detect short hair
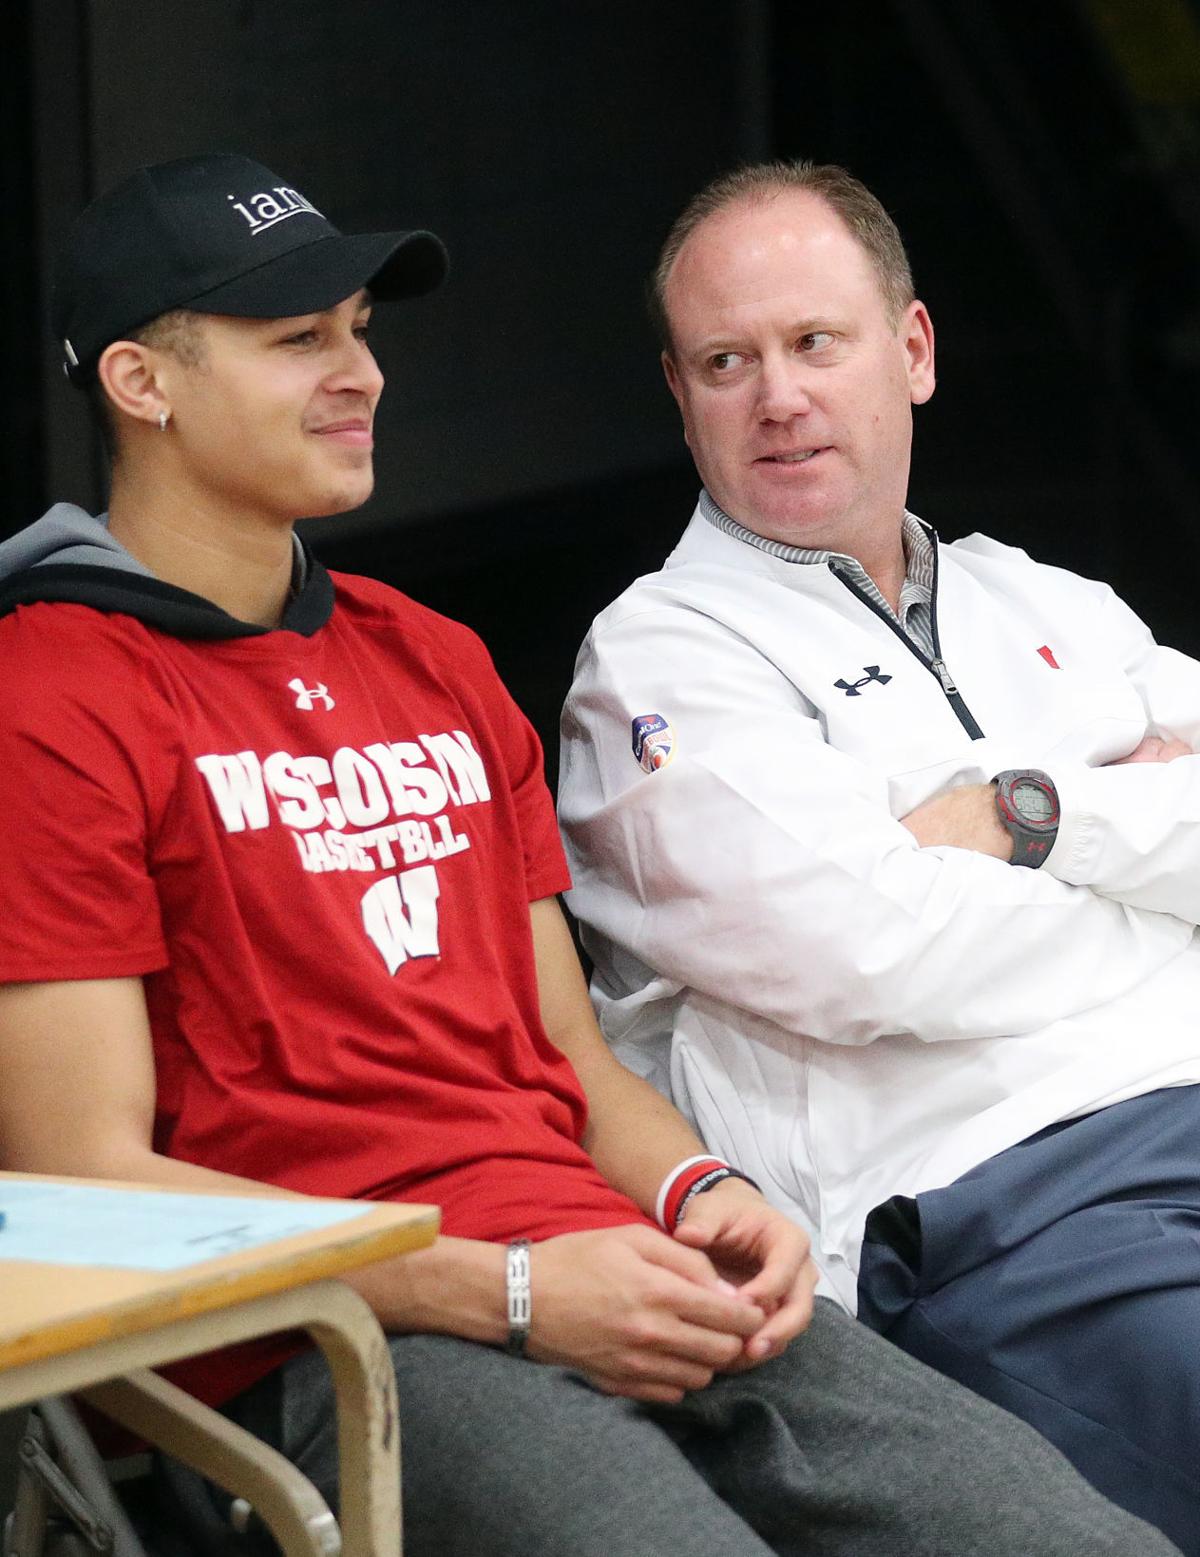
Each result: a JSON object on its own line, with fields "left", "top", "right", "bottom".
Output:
{"left": 650, "top": 160, "right": 915, "bottom": 352}
{"left": 87, "top": 309, "right": 207, "bottom": 462}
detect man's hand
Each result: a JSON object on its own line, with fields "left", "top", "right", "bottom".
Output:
{"left": 672, "top": 1177, "right": 817, "bottom": 1368}
{"left": 1106, "top": 733, "right": 1191, "bottom": 765}
{"left": 900, "top": 783, "right": 1013, "bottom": 860}
{"left": 527, "top": 1223, "right": 766, "bottom": 1403}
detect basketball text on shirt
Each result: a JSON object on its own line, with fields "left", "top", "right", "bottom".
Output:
{"left": 195, "top": 728, "right": 487, "bottom": 975}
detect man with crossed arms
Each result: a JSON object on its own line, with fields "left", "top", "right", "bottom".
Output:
{"left": 561, "top": 159, "right": 1200, "bottom": 1553}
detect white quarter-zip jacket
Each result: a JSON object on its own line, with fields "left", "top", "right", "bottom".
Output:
{"left": 559, "top": 503, "right": 1200, "bottom": 1309}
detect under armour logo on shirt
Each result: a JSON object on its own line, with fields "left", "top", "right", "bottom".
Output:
{"left": 288, "top": 677, "right": 335, "bottom": 711}
{"left": 834, "top": 666, "right": 892, "bottom": 697}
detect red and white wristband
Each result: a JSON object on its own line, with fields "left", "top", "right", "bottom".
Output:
{"left": 654, "top": 1154, "right": 761, "bottom": 1233}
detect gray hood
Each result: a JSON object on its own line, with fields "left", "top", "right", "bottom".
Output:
{"left": 0, "top": 503, "right": 333, "bottom": 639}
{"left": 0, "top": 503, "right": 154, "bottom": 582}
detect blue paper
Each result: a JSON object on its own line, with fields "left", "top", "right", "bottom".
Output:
{"left": 0, "top": 1181, "right": 370, "bottom": 1270}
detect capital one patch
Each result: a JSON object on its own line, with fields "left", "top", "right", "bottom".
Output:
{"left": 631, "top": 713, "right": 675, "bottom": 773}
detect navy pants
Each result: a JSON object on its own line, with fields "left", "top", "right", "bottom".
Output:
{"left": 858, "top": 1086, "right": 1200, "bottom": 1556}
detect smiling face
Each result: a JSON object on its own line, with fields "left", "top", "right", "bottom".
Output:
{"left": 661, "top": 190, "right": 935, "bottom": 566}
{"left": 160, "top": 289, "right": 385, "bottom": 526}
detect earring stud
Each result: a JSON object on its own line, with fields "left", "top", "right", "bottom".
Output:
{"left": 158, "top": 409, "right": 170, "bottom": 432}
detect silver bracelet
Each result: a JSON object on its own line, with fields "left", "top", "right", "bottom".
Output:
{"left": 506, "top": 1238, "right": 532, "bottom": 1356}
{"left": 675, "top": 1166, "right": 762, "bottom": 1228}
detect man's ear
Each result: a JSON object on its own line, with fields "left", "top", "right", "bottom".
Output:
{"left": 661, "top": 351, "right": 692, "bottom": 451}
{"left": 902, "top": 300, "right": 936, "bottom": 407}
{"left": 662, "top": 349, "right": 684, "bottom": 411}
{"left": 96, "top": 340, "right": 171, "bottom": 429}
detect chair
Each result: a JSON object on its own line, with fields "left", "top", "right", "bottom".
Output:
{"left": 3, "top": 1375, "right": 342, "bottom": 1557}
{"left": 5, "top": 1396, "right": 149, "bottom": 1556}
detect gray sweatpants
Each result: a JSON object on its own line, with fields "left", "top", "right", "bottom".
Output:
{"left": 153, "top": 1299, "right": 1179, "bottom": 1555}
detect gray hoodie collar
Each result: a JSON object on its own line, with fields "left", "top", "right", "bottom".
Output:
{"left": 0, "top": 504, "right": 328, "bottom": 639}
{"left": 0, "top": 503, "right": 154, "bottom": 579}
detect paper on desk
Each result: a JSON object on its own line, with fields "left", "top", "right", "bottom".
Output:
{"left": 0, "top": 1181, "right": 371, "bottom": 1270}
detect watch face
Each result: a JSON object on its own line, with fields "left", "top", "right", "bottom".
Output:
{"left": 1012, "top": 779, "right": 1056, "bottom": 824}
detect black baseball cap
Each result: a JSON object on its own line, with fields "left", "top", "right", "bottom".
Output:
{"left": 52, "top": 153, "right": 448, "bottom": 383}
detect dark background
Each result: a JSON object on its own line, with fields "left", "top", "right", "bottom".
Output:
{"left": 5, "top": 0, "right": 1200, "bottom": 791}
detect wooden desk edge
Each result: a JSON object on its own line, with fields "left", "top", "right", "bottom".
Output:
{"left": 0, "top": 1202, "right": 439, "bottom": 1372}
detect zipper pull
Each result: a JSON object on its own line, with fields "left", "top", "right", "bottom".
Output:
{"left": 931, "top": 657, "right": 958, "bottom": 694}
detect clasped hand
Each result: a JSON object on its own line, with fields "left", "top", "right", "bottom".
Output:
{"left": 526, "top": 1184, "right": 817, "bottom": 1403}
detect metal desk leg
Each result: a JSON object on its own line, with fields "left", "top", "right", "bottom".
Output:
{"left": 1, "top": 1279, "right": 402, "bottom": 1557}
{"left": 298, "top": 1282, "right": 402, "bottom": 1557}
{"left": 82, "top": 1372, "right": 339, "bottom": 1557}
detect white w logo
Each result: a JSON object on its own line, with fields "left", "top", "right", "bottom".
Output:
{"left": 288, "top": 677, "right": 335, "bottom": 711}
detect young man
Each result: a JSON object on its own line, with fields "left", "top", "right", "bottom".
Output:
{"left": 559, "top": 158, "right": 1200, "bottom": 1554}
{"left": 0, "top": 154, "right": 1174, "bottom": 1557}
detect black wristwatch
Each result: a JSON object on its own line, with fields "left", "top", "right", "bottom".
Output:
{"left": 993, "top": 770, "right": 1060, "bottom": 868}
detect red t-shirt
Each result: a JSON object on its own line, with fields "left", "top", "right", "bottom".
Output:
{"left": 0, "top": 572, "right": 650, "bottom": 1402}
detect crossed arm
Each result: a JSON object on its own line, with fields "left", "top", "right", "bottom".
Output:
{"left": 0, "top": 897, "right": 815, "bottom": 1404}
{"left": 903, "top": 733, "right": 1192, "bottom": 856}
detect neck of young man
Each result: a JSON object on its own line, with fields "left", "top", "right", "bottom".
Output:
{"left": 107, "top": 469, "right": 296, "bottom": 629}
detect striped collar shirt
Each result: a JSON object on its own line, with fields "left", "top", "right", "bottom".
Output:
{"left": 698, "top": 489, "right": 936, "bottom": 660}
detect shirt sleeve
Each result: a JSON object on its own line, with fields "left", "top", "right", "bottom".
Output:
{"left": 466, "top": 630, "right": 570, "bottom": 904}
{"left": 0, "top": 612, "right": 168, "bottom": 983}
{"left": 1042, "top": 581, "right": 1200, "bottom": 923}
{"left": 559, "top": 601, "right": 1191, "bottom": 1046}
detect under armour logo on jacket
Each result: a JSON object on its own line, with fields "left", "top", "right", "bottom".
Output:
{"left": 288, "top": 677, "right": 335, "bottom": 711}
{"left": 834, "top": 666, "right": 892, "bottom": 697}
